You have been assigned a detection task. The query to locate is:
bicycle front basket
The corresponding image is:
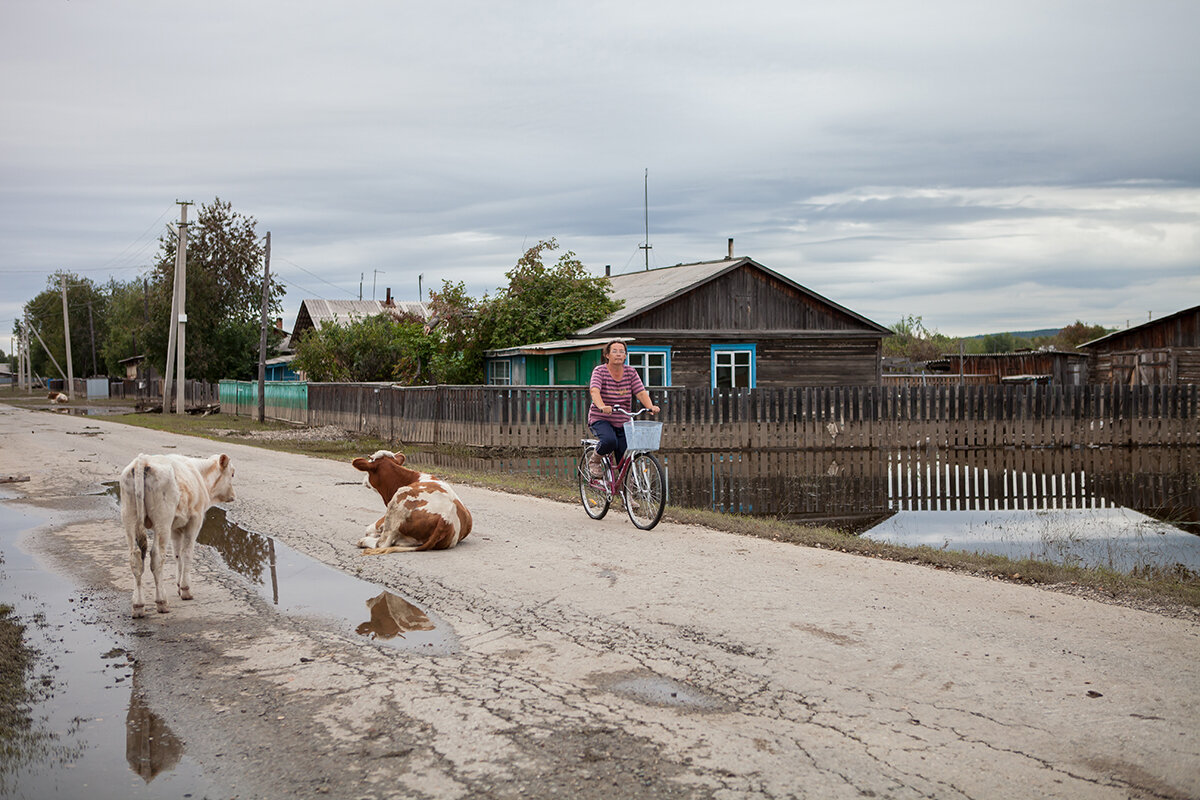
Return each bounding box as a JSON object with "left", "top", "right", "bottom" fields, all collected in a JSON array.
[{"left": 623, "top": 420, "right": 663, "bottom": 451}]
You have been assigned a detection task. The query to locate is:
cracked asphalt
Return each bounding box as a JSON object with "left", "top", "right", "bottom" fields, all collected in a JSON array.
[{"left": 1, "top": 404, "right": 1197, "bottom": 799}]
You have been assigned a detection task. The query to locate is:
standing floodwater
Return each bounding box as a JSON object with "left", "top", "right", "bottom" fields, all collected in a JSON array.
[{"left": 0, "top": 495, "right": 213, "bottom": 799}]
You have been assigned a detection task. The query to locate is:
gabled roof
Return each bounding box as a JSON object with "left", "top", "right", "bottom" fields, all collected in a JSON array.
[
  {"left": 1077, "top": 303, "right": 1200, "bottom": 350},
  {"left": 576, "top": 257, "right": 889, "bottom": 336}
]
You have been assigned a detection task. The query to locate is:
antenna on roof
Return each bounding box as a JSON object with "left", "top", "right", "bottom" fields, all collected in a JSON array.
[{"left": 639, "top": 168, "right": 652, "bottom": 271}]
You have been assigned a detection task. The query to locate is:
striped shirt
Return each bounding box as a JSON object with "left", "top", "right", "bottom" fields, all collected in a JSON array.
[{"left": 588, "top": 364, "right": 646, "bottom": 426}]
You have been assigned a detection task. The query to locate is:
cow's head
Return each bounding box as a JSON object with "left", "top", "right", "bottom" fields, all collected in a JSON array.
[
  {"left": 209, "top": 453, "right": 236, "bottom": 502},
  {"left": 352, "top": 452, "right": 420, "bottom": 504}
]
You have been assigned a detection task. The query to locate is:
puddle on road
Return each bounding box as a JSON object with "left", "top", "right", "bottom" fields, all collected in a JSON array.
[
  {"left": 102, "top": 482, "right": 455, "bottom": 653},
  {"left": 596, "top": 670, "right": 724, "bottom": 712},
  {"left": 196, "top": 504, "right": 456, "bottom": 653},
  {"left": 0, "top": 495, "right": 213, "bottom": 799}
]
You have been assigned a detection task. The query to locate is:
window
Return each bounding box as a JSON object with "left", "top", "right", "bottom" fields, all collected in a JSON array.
[
  {"left": 711, "top": 344, "right": 756, "bottom": 389},
  {"left": 488, "top": 359, "right": 512, "bottom": 386},
  {"left": 627, "top": 347, "right": 671, "bottom": 388}
]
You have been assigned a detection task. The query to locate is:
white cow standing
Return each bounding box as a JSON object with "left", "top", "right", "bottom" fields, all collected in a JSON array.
[{"left": 119, "top": 453, "right": 235, "bottom": 617}]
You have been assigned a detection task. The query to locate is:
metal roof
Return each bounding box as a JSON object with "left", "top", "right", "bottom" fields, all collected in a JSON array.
[
  {"left": 295, "top": 299, "right": 430, "bottom": 332},
  {"left": 485, "top": 336, "right": 630, "bottom": 358}
]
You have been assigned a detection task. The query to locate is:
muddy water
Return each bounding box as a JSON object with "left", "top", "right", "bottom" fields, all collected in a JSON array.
[
  {"left": 194, "top": 505, "right": 456, "bottom": 653},
  {"left": 0, "top": 485, "right": 457, "bottom": 798},
  {"left": 0, "top": 494, "right": 213, "bottom": 799}
]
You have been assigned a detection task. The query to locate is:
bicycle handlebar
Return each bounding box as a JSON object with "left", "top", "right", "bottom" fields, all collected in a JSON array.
[{"left": 592, "top": 403, "right": 657, "bottom": 418}]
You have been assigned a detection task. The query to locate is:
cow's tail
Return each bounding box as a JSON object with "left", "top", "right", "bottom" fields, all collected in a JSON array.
[
  {"left": 132, "top": 456, "right": 150, "bottom": 558},
  {"left": 360, "top": 545, "right": 421, "bottom": 556}
]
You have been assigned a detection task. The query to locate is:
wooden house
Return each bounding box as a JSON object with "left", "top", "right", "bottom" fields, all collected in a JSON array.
[
  {"left": 484, "top": 255, "right": 890, "bottom": 388},
  {"left": 1077, "top": 304, "right": 1200, "bottom": 385}
]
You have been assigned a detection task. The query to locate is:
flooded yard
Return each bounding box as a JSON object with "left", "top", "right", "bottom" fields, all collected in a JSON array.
[{"left": 422, "top": 445, "right": 1200, "bottom": 574}]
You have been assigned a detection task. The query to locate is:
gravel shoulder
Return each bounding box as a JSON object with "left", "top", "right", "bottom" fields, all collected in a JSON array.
[{"left": 2, "top": 404, "right": 1198, "bottom": 800}]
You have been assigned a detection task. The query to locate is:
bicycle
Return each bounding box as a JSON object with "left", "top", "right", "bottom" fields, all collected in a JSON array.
[{"left": 578, "top": 406, "right": 667, "bottom": 530}]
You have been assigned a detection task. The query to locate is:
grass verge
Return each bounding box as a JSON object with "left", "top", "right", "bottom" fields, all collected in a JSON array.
[{"left": 9, "top": 395, "right": 1198, "bottom": 615}]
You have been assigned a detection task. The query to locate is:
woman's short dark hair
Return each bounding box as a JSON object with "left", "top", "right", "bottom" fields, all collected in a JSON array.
[{"left": 602, "top": 340, "right": 627, "bottom": 358}]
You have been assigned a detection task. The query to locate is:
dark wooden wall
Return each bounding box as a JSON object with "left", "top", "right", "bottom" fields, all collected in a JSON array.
[
  {"left": 618, "top": 264, "right": 874, "bottom": 332},
  {"left": 621, "top": 335, "right": 881, "bottom": 387}
]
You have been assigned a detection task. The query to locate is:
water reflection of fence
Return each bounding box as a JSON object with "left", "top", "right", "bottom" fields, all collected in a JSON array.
[
  {"left": 418, "top": 446, "right": 1200, "bottom": 533},
  {"left": 219, "top": 382, "right": 1199, "bottom": 450}
]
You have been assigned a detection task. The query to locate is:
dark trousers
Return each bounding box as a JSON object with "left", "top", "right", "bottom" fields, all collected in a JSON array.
[{"left": 590, "top": 420, "right": 627, "bottom": 464}]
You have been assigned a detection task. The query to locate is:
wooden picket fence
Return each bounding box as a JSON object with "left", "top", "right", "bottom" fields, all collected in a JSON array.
[{"left": 220, "top": 382, "right": 1199, "bottom": 450}]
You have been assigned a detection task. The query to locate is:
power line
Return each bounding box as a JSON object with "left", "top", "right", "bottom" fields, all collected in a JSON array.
[{"left": 275, "top": 256, "right": 357, "bottom": 298}]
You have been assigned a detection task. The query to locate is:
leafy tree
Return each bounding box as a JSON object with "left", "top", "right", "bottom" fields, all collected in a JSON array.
[
  {"left": 425, "top": 279, "right": 486, "bottom": 384},
  {"left": 480, "top": 239, "right": 621, "bottom": 351},
  {"left": 100, "top": 278, "right": 150, "bottom": 376},
  {"left": 143, "top": 198, "right": 286, "bottom": 382},
  {"left": 292, "top": 313, "right": 431, "bottom": 383},
  {"left": 21, "top": 271, "right": 109, "bottom": 378},
  {"left": 1046, "top": 320, "right": 1112, "bottom": 350},
  {"left": 883, "top": 315, "right": 958, "bottom": 364}
]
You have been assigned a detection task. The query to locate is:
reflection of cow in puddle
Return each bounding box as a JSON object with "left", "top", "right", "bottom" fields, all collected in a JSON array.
[
  {"left": 356, "top": 591, "right": 435, "bottom": 640},
  {"left": 126, "top": 664, "right": 184, "bottom": 782}
]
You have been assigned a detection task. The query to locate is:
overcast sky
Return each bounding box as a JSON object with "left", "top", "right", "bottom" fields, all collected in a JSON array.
[{"left": 2, "top": 0, "right": 1197, "bottom": 346}]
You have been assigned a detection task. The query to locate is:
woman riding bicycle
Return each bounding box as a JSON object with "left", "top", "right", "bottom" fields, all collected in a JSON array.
[{"left": 587, "top": 340, "right": 660, "bottom": 477}]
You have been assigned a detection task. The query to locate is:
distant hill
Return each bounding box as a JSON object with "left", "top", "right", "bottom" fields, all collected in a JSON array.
[{"left": 961, "top": 328, "right": 1060, "bottom": 341}]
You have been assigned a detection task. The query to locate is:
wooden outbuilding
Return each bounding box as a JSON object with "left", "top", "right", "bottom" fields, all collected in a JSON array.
[
  {"left": 1077, "top": 304, "right": 1200, "bottom": 385},
  {"left": 925, "top": 351, "right": 1090, "bottom": 385},
  {"left": 485, "top": 255, "right": 890, "bottom": 388}
]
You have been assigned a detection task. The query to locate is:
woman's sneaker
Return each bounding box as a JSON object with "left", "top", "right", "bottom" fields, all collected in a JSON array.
[{"left": 588, "top": 452, "right": 604, "bottom": 478}]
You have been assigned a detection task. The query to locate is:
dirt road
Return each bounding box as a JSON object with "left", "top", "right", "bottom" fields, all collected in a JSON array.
[{"left": 1, "top": 404, "right": 1197, "bottom": 799}]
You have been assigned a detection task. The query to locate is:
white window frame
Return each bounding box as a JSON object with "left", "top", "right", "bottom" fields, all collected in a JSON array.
[
  {"left": 488, "top": 359, "right": 512, "bottom": 386},
  {"left": 711, "top": 344, "right": 756, "bottom": 389}
]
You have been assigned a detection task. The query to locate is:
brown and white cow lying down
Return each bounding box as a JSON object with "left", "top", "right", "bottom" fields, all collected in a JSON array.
[
  {"left": 48, "top": 392, "right": 68, "bottom": 404},
  {"left": 352, "top": 451, "right": 471, "bottom": 554},
  {"left": 119, "top": 453, "right": 235, "bottom": 617}
]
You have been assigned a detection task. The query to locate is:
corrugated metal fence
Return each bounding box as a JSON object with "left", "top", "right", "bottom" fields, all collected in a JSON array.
[{"left": 218, "top": 382, "right": 1198, "bottom": 450}]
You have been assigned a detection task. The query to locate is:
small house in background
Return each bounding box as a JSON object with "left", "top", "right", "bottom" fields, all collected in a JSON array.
[
  {"left": 1077, "top": 304, "right": 1200, "bottom": 385},
  {"left": 291, "top": 289, "right": 430, "bottom": 342},
  {"left": 924, "top": 351, "right": 1090, "bottom": 386},
  {"left": 117, "top": 355, "right": 160, "bottom": 382},
  {"left": 264, "top": 318, "right": 301, "bottom": 381},
  {"left": 484, "top": 247, "right": 890, "bottom": 389}
]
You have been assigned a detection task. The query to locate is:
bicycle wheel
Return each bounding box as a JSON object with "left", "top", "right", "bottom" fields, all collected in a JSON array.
[
  {"left": 578, "top": 448, "right": 610, "bottom": 520},
  {"left": 623, "top": 453, "right": 665, "bottom": 530}
]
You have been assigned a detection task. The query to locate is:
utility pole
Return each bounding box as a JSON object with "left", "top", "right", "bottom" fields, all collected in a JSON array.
[
  {"left": 163, "top": 201, "right": 190, "bottom": 413},
  {"left": 61, "top": 275, "right": 74, "bottom": 400},
  {"left": 359, "top": 272, "right": 364, "bottom": 301},
  {"left": 87, "top": 302, "right": 98, "bottom": 377},
  {"left": 640, "top": 168, "right": 652, "bottom": 270},
  {"left": 372, "top": 269, "right": 383, "bottom": 301},
  {"left": 257, "top": 231, "right": 271, "bottom": 424}
]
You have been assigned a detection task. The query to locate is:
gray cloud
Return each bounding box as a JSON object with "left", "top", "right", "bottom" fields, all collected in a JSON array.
[{"left": 1, "top": 0, "right": 1197, "bottom": 340}]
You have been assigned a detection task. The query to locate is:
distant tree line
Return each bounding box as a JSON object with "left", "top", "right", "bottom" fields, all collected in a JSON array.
[{"left": 884, "top": 315, "right": 1113, "bottom": 367}]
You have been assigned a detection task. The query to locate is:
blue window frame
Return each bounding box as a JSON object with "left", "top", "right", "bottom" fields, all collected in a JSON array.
[
  {"left": 710, "top": 344, "right": 756, "bottom": 389},
  {"left": 626, "top": 346, "right": 671, "bottom": 388}
]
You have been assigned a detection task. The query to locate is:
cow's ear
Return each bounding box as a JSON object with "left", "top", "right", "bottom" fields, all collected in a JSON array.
[
  {"left": 393, "top": 453, "right": 407, "bottom": 466},
  {"left": 352, "top": 457, "right": 372, "bottom": 472},
  {"left": 219, "top": 454, "right": 230, "bottom": 469}
]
